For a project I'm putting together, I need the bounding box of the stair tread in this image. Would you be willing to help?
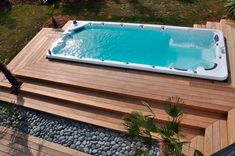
[15,67,232,114]
[0,88,125,132]
[0,80,226,129]
[0,88,200,140]
[227,108,235,144]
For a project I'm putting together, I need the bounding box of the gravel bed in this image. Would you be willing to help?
[0,103,160,156]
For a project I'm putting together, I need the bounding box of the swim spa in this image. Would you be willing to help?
[47,21,228,81]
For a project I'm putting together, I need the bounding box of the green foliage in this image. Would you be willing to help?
[166,97,183,119]
[123,111,157,147]
[225,0,235,19]
[194,149,204,156]
[123,97,204,156]
[48,4,55,17]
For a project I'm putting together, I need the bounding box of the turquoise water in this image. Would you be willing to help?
[52,25,216,70]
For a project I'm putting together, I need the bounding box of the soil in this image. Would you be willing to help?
[43,15,79,28]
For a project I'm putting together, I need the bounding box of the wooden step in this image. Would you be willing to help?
[204,120,229,155]
[0,88,125,132]
[182,135,204,156]
[0,80,218,130]
[193,24,206,28]
[206,21,220,30]
[14,66,232,114]
[31,61,235,105]
[227,108,235,145]
[220,20,235,88]
[0,86,202,141]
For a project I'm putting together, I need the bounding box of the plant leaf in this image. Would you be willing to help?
[142,101,155,117]
[194,149,204,156]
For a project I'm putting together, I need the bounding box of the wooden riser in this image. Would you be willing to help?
[0,87,201,141]
[15,68,232,114]
[0,77,226,131]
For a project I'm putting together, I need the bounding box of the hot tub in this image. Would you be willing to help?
[47,21,228,81]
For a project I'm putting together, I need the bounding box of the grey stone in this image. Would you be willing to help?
[99,132,105,138]
[75,141,81,146]
[92,149,98,154]
[78,136,85,141]
[82,140,86,145]
[91,135,97,140]
[84,147,89,153]
[112,144,119,150]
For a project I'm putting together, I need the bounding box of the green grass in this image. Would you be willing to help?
[0,0,226,63]
[0,5,49,63]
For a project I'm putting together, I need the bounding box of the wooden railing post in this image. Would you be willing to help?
[0,63,23,95]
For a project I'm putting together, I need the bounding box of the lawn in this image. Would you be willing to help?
[0,0,226,63]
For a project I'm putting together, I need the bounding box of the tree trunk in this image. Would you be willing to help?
[52,16,59,28]
[0,63,22,95]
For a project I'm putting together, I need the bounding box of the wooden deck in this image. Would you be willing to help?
[0,126,89,156]
[0,20,234,155]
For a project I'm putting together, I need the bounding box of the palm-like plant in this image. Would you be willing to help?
[123,97,203,156]
[225,0,235,19]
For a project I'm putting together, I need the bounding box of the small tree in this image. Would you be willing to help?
[48,4,59,28]
[225,0,235,19]
[124,97,203,156]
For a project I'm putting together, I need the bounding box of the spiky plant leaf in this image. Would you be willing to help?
[142,101,155,117]
[225,0,235,19]
[134,148,149,156]
[194,149,204,156]
[166,97,183,119]
[166,119,181,134]
[159,125,174,137]
[123,97,204,156]
[123,111,158,146]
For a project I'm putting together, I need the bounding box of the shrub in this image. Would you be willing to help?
[225,0,235,19]
[123,97,204,156]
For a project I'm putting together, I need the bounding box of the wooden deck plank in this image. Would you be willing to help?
[0,143,33,156]
[221,20,235,88]
[0,80,220,130]
[0,138,50,156]
[35,60,235,99]
[227,108,235,144]
[0,90,125,132]
[0,88,201,140]
[33,59,235,102]
[219,120,228,149]
[204,125,213,155]
[21,82,221,126]
[0,127,89,156]
[188,137,197,156]
[196,135,204,154]
[0,129,73,156]
[212,121,221,153]
[16,66,233,112]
